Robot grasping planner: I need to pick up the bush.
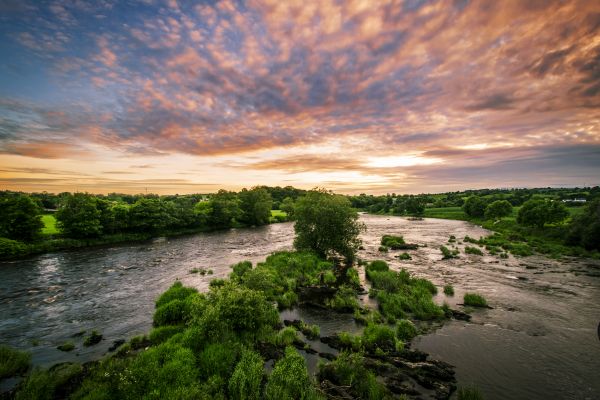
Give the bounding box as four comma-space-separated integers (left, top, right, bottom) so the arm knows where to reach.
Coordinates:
325, 286, 359, 311
318, 352, 388, 400
366, 260, 389, 273
155, 281, 198, 308
16, 364, 83, 400
381, 235, 417, 250
378, 245, 389, 252
323, 270, 336, 284
463, 196, 487, 218
397, 252, 411, 260
274, 327, 298, 347
198, 342, 239, 379
463, 293, 488, 307
440, 245, 459, 259
153, 298, 192, 327
83, 331, 102, 347
149, 325, 185, 345
362, 323, 398, 352
0, 194, 44, 241
465, 246, 484, 256
0, 237, 29, 258
396, 319, 418, 341
517, 199, 569, 228
231, 261, 252, 278
264, 347, 318, 400
484, 200, 512, 220
57, 342, 75, 352
0, 345, 31, 378
228, 349, 264, 400
443, 284, 454, 296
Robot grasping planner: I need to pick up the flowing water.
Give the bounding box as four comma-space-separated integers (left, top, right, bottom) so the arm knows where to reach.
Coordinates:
1, 215, 599, 399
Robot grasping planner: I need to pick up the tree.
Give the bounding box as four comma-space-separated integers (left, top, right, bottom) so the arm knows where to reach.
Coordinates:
280, 197, 296, 219
484, 200, 512, 220
206, 190, 241, 229
56, 193, 102, 238
517, 199, 569, 228
405, 196, 425, 216
238, 187, 272, 226
293, 189, 364, 263
568, 198, 600, 251
0, 194, 43, 241
129, 198, 174, 233
463, 196, 487, 218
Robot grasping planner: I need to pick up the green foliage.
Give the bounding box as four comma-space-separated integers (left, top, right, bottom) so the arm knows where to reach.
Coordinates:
294, 189, 364, 263
380, 235, 417, 249
149, 325, 185, 345
228, 349, 264, 400
155, 281, 198, 308
0, 345, 31, 378
206, 190, 242, 229
396, 319, 418, 341
0, 194, 43, 241
56, 193, 103, 238
318, 352, 389, 400
83, 330, 102, 347
440, 245, 459, 259
16, 364, 83, 400
362, 323, 398, 352
465, 246, 484, 256
443, 284, 454, 296
231, 261, 253, 278
264, 347, 318, 400
568, 198, 600, 251
457, 386, 485, 400
274, 326, 298, 347
57, 342, 75, 352
463, 293, 488, 307
463, 196, 487, 218
366, 260, 389, 273
484, 200, 512, 220
325, 285, 360, 311
298, 321, 320, 339
517, 199, 569, 228
238, 187, 273, 226
323, 270, 336, 284
378, 245, 389, 252
198, 342, 240, 379
129, 198, 175, 233
280, 197, 296, 219
397, 252, 411, 260
0, 237, 28, 258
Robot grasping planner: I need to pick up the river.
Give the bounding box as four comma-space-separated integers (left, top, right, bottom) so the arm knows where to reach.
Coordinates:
1, 215, 599, 399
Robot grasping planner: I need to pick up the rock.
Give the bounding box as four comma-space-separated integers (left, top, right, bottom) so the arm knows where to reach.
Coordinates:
449, 308, 471, 321
108, 339, 125, 352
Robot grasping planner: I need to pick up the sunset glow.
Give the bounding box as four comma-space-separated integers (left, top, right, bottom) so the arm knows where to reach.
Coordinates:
1, 0, 599, 194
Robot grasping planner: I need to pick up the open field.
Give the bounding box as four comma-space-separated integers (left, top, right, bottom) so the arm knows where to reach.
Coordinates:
41, 214, 58, 235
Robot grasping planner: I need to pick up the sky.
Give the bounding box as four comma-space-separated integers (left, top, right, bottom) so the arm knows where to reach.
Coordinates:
0, 0, 599, 195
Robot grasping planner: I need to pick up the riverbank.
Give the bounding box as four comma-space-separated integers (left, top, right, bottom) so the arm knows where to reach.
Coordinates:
0, 210, 290, 261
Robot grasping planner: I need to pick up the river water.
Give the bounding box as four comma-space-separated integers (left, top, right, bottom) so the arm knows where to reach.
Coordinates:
1, 215, 599, 399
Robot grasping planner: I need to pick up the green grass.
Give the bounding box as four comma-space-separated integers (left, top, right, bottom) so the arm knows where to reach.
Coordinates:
270, 209, 287, 218
41, 214, 59, 235
463, 293, 488, 307
269, 209, 288, 223
0, 345, 31, 378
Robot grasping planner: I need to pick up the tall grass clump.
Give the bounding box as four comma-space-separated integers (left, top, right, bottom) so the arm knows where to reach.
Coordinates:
0, 345, 31, 378
463, 293, 488, 307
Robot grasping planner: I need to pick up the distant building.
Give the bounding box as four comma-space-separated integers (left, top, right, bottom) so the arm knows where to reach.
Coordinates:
562, 199, 586, 203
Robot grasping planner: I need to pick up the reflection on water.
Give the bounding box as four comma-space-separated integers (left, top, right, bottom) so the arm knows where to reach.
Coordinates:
1, 215, 599, 399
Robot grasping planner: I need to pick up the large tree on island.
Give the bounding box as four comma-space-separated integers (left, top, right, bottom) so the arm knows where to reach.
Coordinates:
293, 189, 364, 263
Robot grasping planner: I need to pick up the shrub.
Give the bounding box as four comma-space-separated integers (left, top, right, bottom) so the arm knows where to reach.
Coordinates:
325, 286, 359, 311
362, 323, 398, 352
155, 281, 198, 308
440, 245, 459, 259
228, 349, 264, 400
323, 270, 336, 284
463, 196, 487, 218
463, 293, 488, 307
397, 252, 411, 260
264, 347, 317, 400
198, 342, 239, 379
83, 330, 102, 347
517, 199, 569, 228
337, 332, 363, 352
381, 235, 417, 249
57, 342, 75, 352
465, 246, 484, 256
231, 261, 252, 278
0, 238, 28, 258
274, 327, 298, 347
366, 260, 389, 274
396, 319, 418, 341
485, 200, 512, 220
153, 298, 193, 327
16, 364, 83, 400
318, 352, 388, 400
149, 325, 185, 345
299, 322, 320, 339
378, 245, 389, 252
443, 284, 454, 296
0, 345, 31, 378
